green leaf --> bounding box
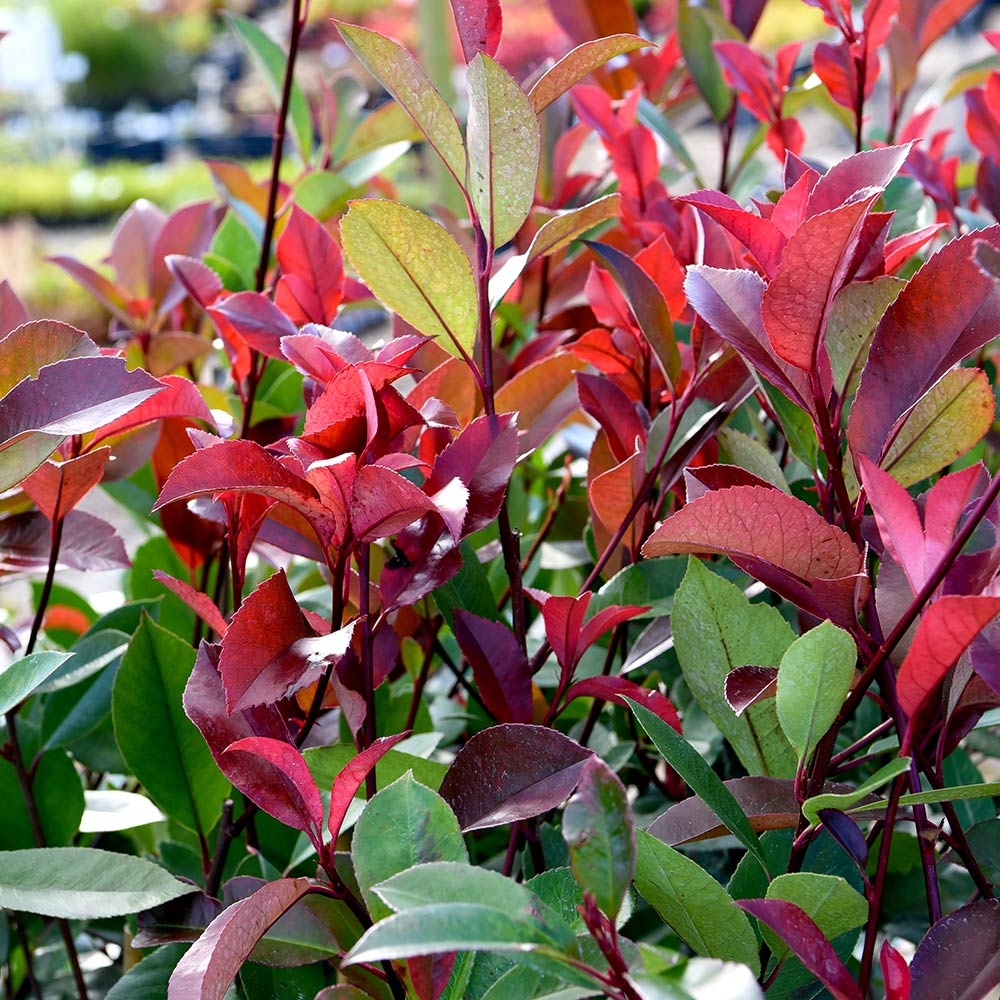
[776,621,856,765]
[849,780,1000,814]
[562,757,635,921]
[671,559,797,778]
[802,757,911,826]
[591,557,686,619]
[340,200,478,360]
[434,539,498,630]
[826,276,904,397]
[677,0,733,123]
[0,847,196,918]
[294,171,356,221]
[466,53,541,246]
[0,651,71,715]
[763,382,818,471]
[112,615,229,836]
[105,943,189,1000]
[716,428,790,493]
[626,698,770,875]
[305,744,446,805]
[0,750,83,850]
[634,829,760,975]
[335,21,467,184]
[38,629,128,692]
[226,14,312,162]
[208,212,259,292]
[881,368,996,488]
[763,873,867,961]
[42,661,117,751]
[352,773,467,922]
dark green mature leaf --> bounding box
[112,615,229,836]
[591,558,686,619]
[105,943,189,1000]
[626,698,769,874]
[341,200,478,359]
[226,15,312,162]
[671,559,797,777]
[0,750,83,850]
[466,53,541,246]
[634,829,760,974]
[352,773,468,922]
[0,848,196,918]
[0,651,71,714]
[776,621,856,764]
[563,757,635,921]
[763,874,867,962]
[42,662,117,751]
[39,630,127,692]
[433,539,498,629]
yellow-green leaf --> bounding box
[341,200,478,359]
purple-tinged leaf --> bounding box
[881,939,911,1000]
[167,878,314,1000]
[90,375,215,446]
[108,199,166,299]
[737,899,862,1000]
[762,193,879,373]
[165,254,224,309]
[849,227,1000,463]
[22,449,109,522]
[134,891,225,947]
[564,676,681,732]
[327,732,409,844]
[209,292,299,361]
[725,666,778,717]
[563,756,636,922]
[806,145,910,216]
[643,485,867,628]
[528,35,649,113]
[351,464,437,542]
[910,899,1000,1000]
[151,201,220,312]
[587,241,680,388]
[151,572,228,638]
[47,255,130,323]
[818,809,869,869]
[576,372,645,465]
[454,610,532,724]
[222,737,323,843]
[0,280,28,338]
[439,724,593,831]
[0,320,98,399]
[896,596,1000,720]
[449,0,502,63]
[0,510,128,573]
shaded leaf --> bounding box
[454,610,532,724]
[909,899,1000,1000]
[439,724,593,831]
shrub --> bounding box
[2,1,1000,998]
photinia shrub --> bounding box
[3,0,1000,996]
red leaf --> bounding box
[0,320,99,401]
[167,878,314,1000]
[540,594,591,675]
[108,199,165,300]
[762,194,879,372]
[564,676,680,731]
[738,899,863,1000]
[327,732,409,844]
[222,737,324,841]
[642,485,866,628]
[724,666,778,717]
[47,256,130,324]
[883,223,946,273]
[579,603,649,658]
[22,449,109,521]
[151,201,220,312]
[576,372,645,464]
[0,280,28,338]
[153,571,228,638]
[209,292,299,361]
[449,0,502,62]
[454,610,532,724]
[422,413,518,536]
[165,254,224,309]
[807,145,911,217]
[91,375,214,445]
[439,724,593,831]
[881,940,911,1000]
[896,595,1000,719]
[849,227,1000,462]
[350,464,437,542]
[275,205,345,326]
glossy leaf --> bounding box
[0,651,71,716]
[335,21,467,183]
[564,676,680,732]
[454,610,532,724]
[23,449,109,522]
[801,757,912,826]
[725,666,778,717]
[909,899,1000,1000]
[849,227,1000,462]
[627,698,769,874]
[634,829,760,974]
[439,724,593,831]
[152,572,228,638]
[466,53,540,247]
[897,596,1000,719]
[275,205,344,325]
[327,732,409,843]
[671,559,796,777]
[0,319,98,399]
[563,757,635,921]
[226,15,312,161]
[168,878,314,1000]
[880,940,911,1000]
[79,790,166,833]
[112,616,229,835]
[644,486,866,629]
[341,200,478,359]
[529,36,650,112]
[737,899,862,1000]
[0,848,195,919]
[0,751,83,850]
[449,0,502,62]
[352,773,467,922]
[763,873,867,961]
[776,621,857,763]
